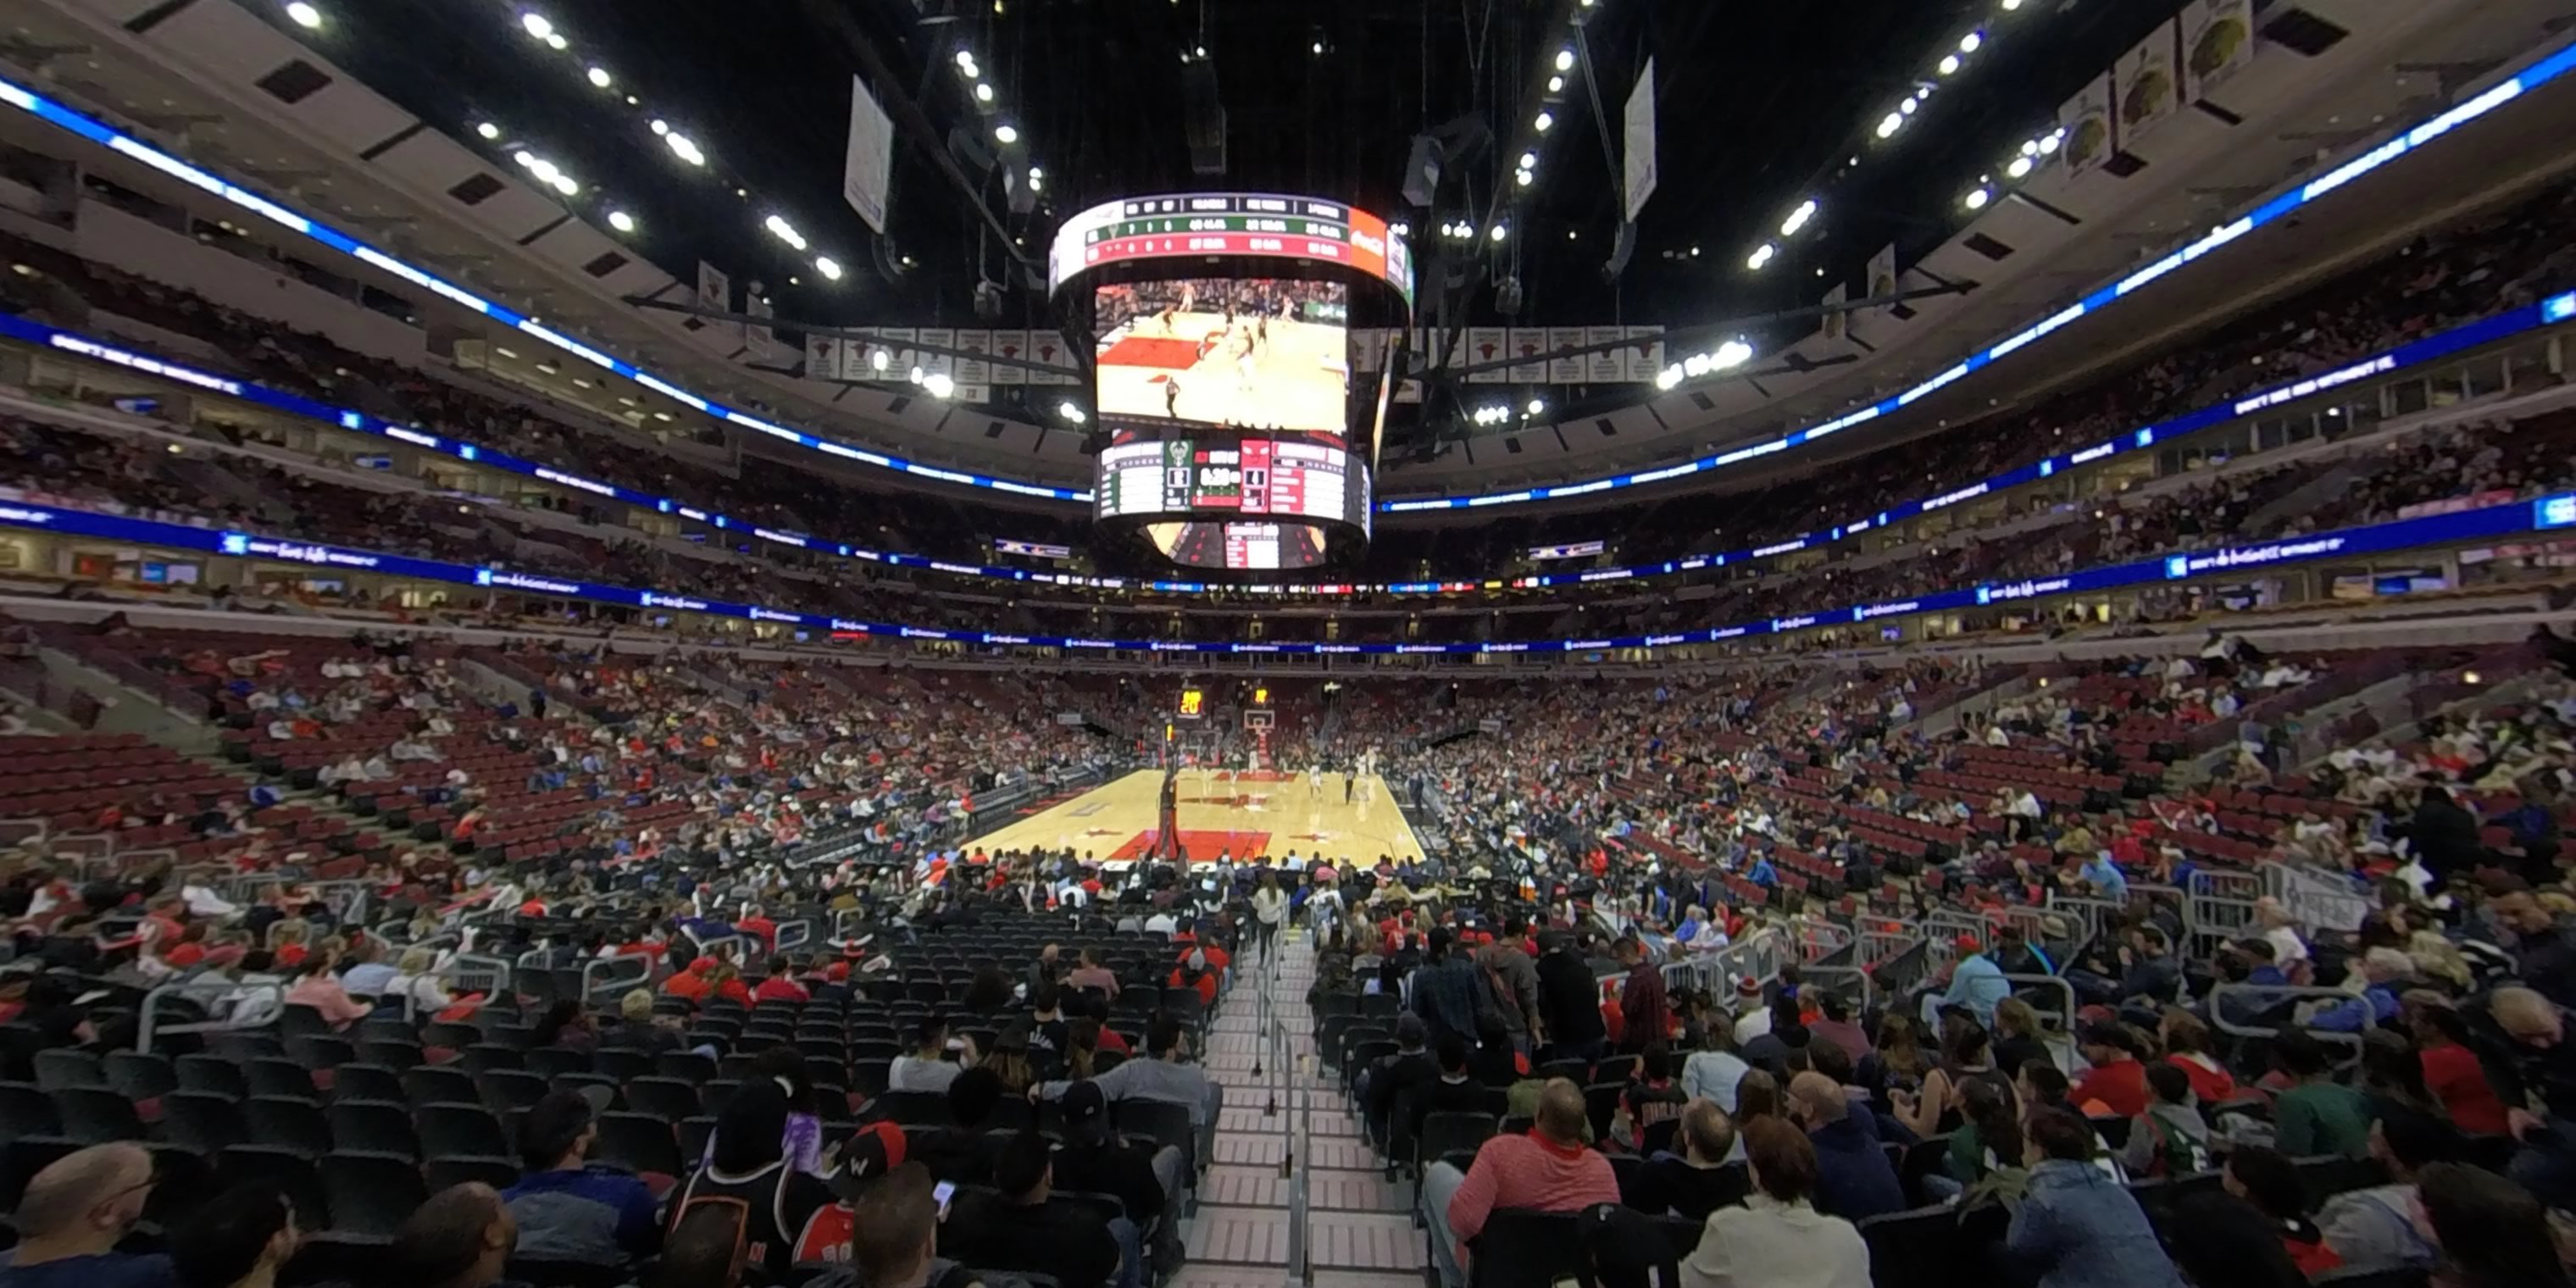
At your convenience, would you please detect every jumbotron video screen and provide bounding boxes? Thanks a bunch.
[1091,278,1350,434]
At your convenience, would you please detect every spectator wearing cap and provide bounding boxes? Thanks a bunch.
[1785,1072,1903,1221]
[947,1132,1124,1288]
[2070,1022,2150,1119]
[1050,1081,1174,1276]
[1167,947,1218,1008]
[2007,1108,2186,1288]
[1677,1118,1866,1288]
[780,1122,913,1265]
[1729,978,1773,1046]
[1923,935,2008,1028]
[1363,1014,1436,1151]
[1424,1079,1618,1288]
[500,1088,660,1265]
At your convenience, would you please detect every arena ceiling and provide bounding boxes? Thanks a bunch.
[297,0,2179,338]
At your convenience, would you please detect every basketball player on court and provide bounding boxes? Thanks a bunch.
[1307,762,1323,800]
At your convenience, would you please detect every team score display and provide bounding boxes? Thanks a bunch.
[1091,277,1350,436]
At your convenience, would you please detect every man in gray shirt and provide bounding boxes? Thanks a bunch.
[1035,1014,1221,1190]
[888,1016,972,1094]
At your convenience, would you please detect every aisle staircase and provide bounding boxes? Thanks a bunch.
[1179,935,1424,1288]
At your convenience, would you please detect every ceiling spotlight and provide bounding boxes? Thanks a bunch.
[1519,151,1538,169]
[974,83,995,103]
[2001,0,2024,8]
[1391,222,1409,236]
[520,12,553,39]
[2020,138,2040,156]
[1058,401,1085,422]
[1547,75,1564,93]
[1311,41,1324,54]
[764,215,809,250]
[512,149,536,169]
[544,32,567,50]
[607,209,635,232]
[2007,156,2034,179]
[1515,169,1533,187]
[586,66,611,88]
[650,119,669,136]
[1713,339,1754,369]
[1899,95,1918,115]
[1655,366,1682,391]
[2039,131,2062,154]
[550,173,578,196]
[924,372,956,398]
[869,349,890,372]
[1964,186,1991,209]
[1028,173,1044,192]
[1876,113,1902,138]
[625,95,638,105]
[1534,111,1554,132]
[476,122,501,140]
[285,2,322,29]
[1554,49,1575,71]
[955,50,977,69]
[1489,223,1507,242]
[1938,53,1961,75]
[994,123,1019,144]
[1527,397,1546,416]
[1959,31,1984,53]
[816,256,843,280]
[908,364,924,384]
[666,133,706,165]
[1780,198,1818,236]
[1746,242,1777,270]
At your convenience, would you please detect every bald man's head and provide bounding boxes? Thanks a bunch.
[395,1182,516,1288]
[1679,1099,1737,1164]
[2493,986,2563,1047]
[14,1142,152,1246]
[1535,1077,1589,1145]
[1786,1071,1848,1125]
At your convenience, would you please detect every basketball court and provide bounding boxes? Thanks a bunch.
[1094,309,1349,431]
[969,768,1425,868]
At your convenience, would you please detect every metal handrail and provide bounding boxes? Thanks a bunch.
[1999,973,2079,1034]
[135,975,284,1052]
[2205,981,2377,1065]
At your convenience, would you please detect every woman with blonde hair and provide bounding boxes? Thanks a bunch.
[385,945,457,1016]
[2405,931,2473,993]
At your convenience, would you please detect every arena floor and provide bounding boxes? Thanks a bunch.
[969,768,1425,868]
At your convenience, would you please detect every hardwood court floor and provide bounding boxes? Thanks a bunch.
[969,769,1425,867]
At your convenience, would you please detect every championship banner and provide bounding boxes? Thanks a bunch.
[805,333,841,381]
[1547,327,1589,384]
[1507,328,1546,383]
[954,330,992,386]
[695,262,741,342]
[2181,0,2257,101]
[1028,332,1071,385]
[1586,325,1628,384]
[991,330,1027,386]
[916,327,955,379]
[1465,328,1508,384]
[1622,328,1664,383]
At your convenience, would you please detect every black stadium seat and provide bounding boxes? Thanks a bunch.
[320,1151,430,1236]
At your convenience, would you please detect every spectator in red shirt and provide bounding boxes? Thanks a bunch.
[736,907,779,950]
[2071,1021,2151,1119]
[2412,1004,2511,1135]
[662,956,716,1005]
[1169,948,1219,1008]
[754,958,812,1005]
[2159,1010,2238,1105]
[707,964,752,1008]
[1424,1079,1618,1288]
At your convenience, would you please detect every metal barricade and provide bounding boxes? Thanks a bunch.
[1999,974,2079,1035]
[1801,963,1872,1011]
[2185,870,2263,962]
[2205,982,2375,1066]
[1857,928,1920,972]
[136,975,285,1052]
[580,954,655,1005]
[1790,917,1855,965]
[774,919,817,953]
[2044,895,2123,947]
[1922,909,1993,952]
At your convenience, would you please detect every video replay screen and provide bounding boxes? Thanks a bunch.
[1091,278,1349,434]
